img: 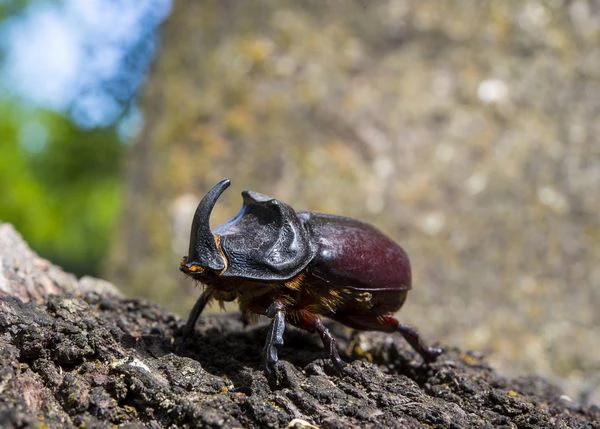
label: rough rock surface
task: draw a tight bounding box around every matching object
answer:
[0,225,598,428]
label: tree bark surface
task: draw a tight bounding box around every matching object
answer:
[1,224,597,428]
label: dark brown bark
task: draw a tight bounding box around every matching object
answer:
[1,224,598,427]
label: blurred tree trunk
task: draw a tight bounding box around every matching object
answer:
[106,0,388,311]
[106,0,600,403]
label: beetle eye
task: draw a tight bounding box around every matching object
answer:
[187,264,204,273]
[179,258,205,275]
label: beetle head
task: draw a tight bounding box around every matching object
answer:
[179,178,230,278]
[181,179,317,283]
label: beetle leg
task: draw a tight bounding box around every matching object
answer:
[241,309,251,327]
[395,321,443,363]
[263,301,286,375]
[293,311,346,370]
[335,314,443,364]
[314,318,346,371]
[182,288,213,339]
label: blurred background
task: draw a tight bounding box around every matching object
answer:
[0,0,598,405]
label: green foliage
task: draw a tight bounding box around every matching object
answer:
[0,101,124,275]
[0,0,31,21]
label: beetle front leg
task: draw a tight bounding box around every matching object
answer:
[263,301,286,375]
[182,288,213,339]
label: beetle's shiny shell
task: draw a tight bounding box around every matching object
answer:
[299,212,411,317]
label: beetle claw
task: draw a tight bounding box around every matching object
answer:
[331,356,348,374]
[422,346,444,364]
[264,359,278,380]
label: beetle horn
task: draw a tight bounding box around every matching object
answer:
[188,178,230,271]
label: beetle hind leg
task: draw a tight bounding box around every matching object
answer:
[337,314,443,364]
[394,320,443,363]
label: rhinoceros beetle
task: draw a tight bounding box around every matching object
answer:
[180,179,442,374]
